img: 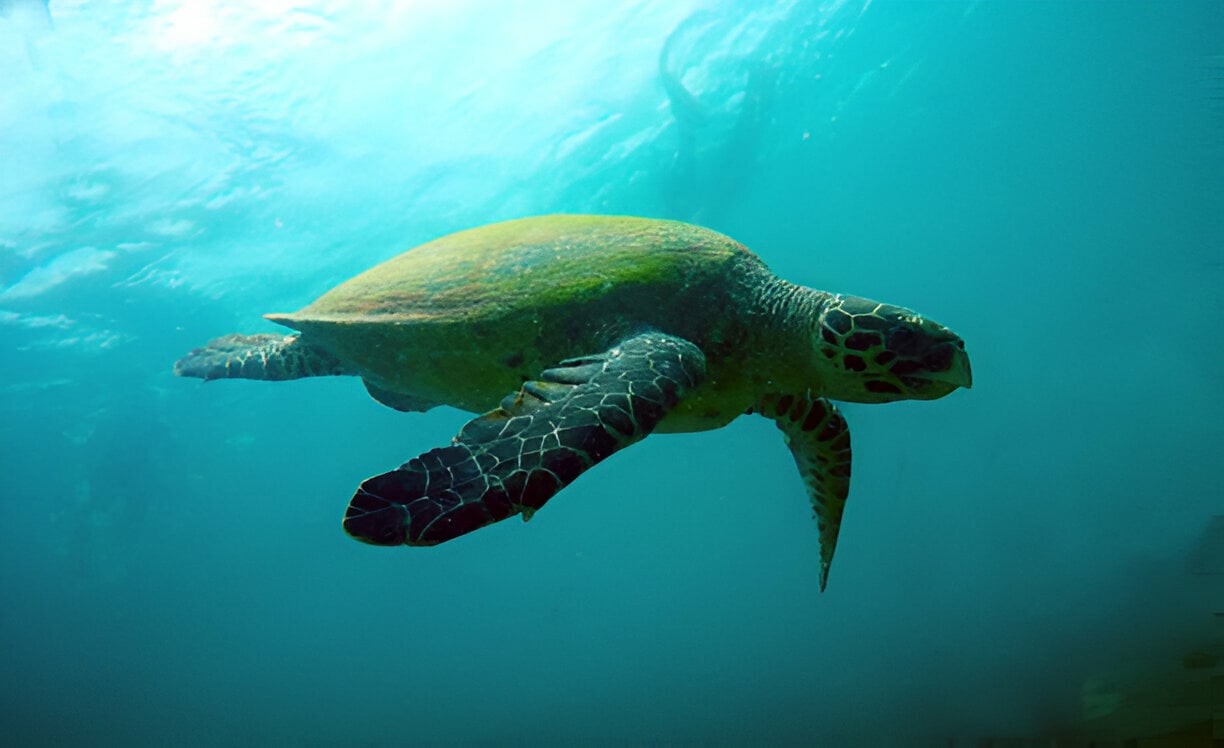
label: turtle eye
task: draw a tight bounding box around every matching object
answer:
[885,326,922,356]
[922,344,955,372]
[890,359,922,376]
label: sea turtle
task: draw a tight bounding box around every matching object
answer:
[175,215,971,589]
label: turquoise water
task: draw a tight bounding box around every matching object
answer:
[2,1,1221,745]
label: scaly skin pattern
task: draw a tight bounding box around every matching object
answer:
[173,333,346,381]
[342,333,706,546]
[751,392,851,592]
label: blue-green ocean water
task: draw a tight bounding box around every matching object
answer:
[1,1,1221,745]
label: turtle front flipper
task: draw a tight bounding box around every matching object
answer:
[753,393,852,592]
[362,380,437,413]
[343,332,707,546]
[174,333,347,381]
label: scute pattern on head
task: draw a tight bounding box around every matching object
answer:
[814,294,970,403]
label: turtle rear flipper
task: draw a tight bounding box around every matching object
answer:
[174,333,346,381]
[343,332,707,546]
[754,393,852,592]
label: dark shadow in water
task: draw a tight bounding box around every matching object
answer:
[658,10,779,225]
[1039,516,1224,745]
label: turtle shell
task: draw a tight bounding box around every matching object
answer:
[266,215,770,412]
[274,215,753,323]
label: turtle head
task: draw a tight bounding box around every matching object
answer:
[814,294,971,403]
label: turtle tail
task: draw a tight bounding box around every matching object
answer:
[174,333,346,381]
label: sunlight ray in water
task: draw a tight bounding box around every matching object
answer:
[0,1,1219,745]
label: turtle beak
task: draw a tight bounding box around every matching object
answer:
[899,330,972,399]
[947,342,972,390]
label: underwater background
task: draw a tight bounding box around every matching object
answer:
[1,1,1221,745]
